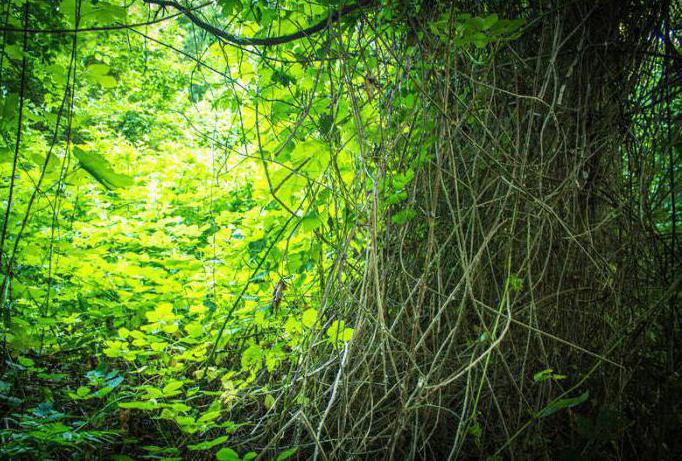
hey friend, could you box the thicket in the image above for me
[0,0,679,459]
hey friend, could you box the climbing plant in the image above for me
[0,0,679,459]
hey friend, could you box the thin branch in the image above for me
[143,0,375,47]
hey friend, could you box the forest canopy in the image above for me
[0,0,679,459]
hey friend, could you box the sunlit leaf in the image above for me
[276,447,298,460]
[119,401,160,410]
[216,447,240,461]
[188,435,230,451]
[74,147,133,189]
[302,308,318,328]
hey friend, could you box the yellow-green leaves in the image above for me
[70,386,91,400]
[300,212,323,232]
[264,393,275,410]
[326,320,354,346]
[187,435,230,451]
[184,322,204,338]
[391,208,417,225]
[533,368,568,383]
[85,64,117,89]
[216,448,240,461]
[301,308,318,328]
[145,303,176,323]
[118,400,160,411]
[103,340,135,360]
[508,274,523,292]
[143,303,179,335]
[60,0,127,27]
[74,147,133,190]
[429,12,525,48]
[275,447,298,460]
[241,344,263,371]
[4,0,365,451]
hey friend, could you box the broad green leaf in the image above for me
[538,391,589,418]
[264,394,275,410]
[197,410,221,423]
[17,356,34,368]
[188,435,230,451]
[218,0,243,15]
[170,403,192,413]
[150,341,167,352]
[241,344,263,371]
[326,320,354,344]
[146,303,176,322]
[276,447,298,461]
[508,274,523,291]
[85,63,117,88]
[481,14,499,30]
[302,308,318,328]
[74,147,133,190]
[118,400,160,410]
[0,147,13,163]
[391,208,417,225]
[216,447,240,461]
[185,322,203,338]
[533,368,567,383]
[533,369,554,383]
[163,380,184,397]
[300,212,322,232]
[74,386,90,398]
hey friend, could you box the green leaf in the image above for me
[17,356,34,368]
[538,391,589,418]
[185,322,203,338]
[0,147,13,163]
[533,369,554,383]
[481,14,499,30]
[74,147,133,189]
[275,447,298,461]
[218,0,242,16]
[391,208,417,225]
[264,394,275,410]
[534,368,567,383]
[187,435,229,451]
[146,303,176,322]
[119,400,160,410]
[163,380,184,397]
[300,212,322,232]
[216,447,240,461]
[197,410,221,423]
[508,274,523,292]
[85,63,117,88]
[88,2,127,25]
[241,344,263,371]
[326,320,354,344]
[76,386,90,397]
[301,308,318,328]
[472,32,489,48]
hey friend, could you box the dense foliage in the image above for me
[0,0,679,459]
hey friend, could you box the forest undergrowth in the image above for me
[0,0,680,459]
